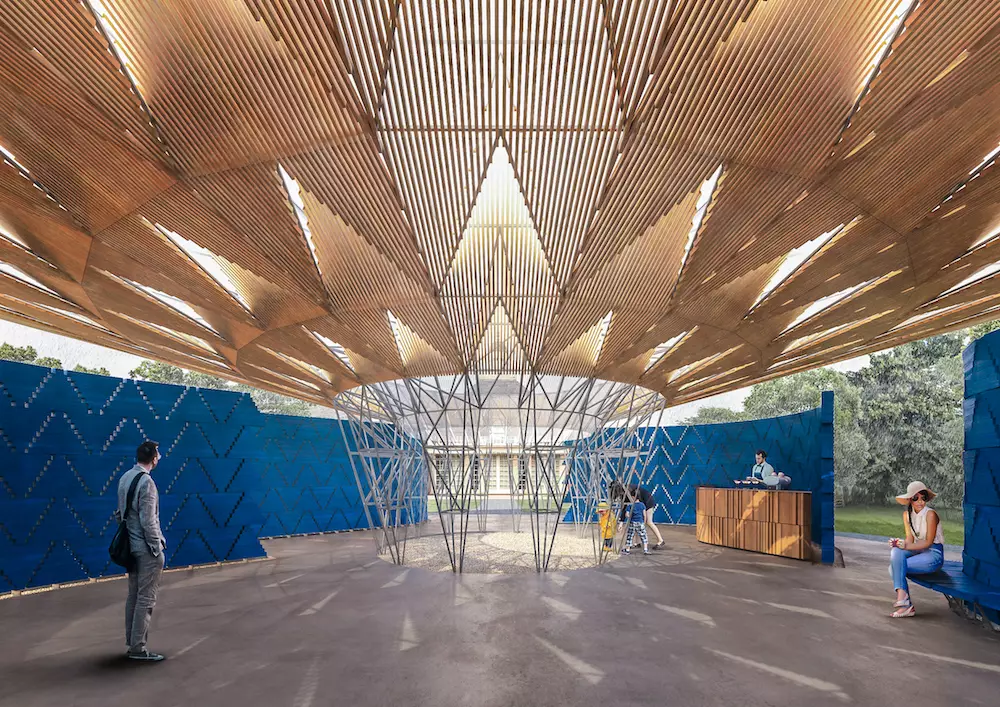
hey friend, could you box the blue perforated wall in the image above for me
[962,332,1000,590]
[568,393,836,562]
[0,360,370,593]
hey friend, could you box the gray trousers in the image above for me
[126,549,164,652]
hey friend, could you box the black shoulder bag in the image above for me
[109,472,147,569]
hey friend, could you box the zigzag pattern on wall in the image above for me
[0,360,369,593]
[568,397,835,561]
[638,412,824,528]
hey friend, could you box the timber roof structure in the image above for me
[0,0,999,406]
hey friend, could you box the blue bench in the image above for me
[908,560,1000,628]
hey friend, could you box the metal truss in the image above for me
[334,373,663,572]
[334,384,426,565]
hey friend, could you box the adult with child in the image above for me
[620,489,652,555]
[610,480,665,549]
[887,481,945,618]
[117,440,167,661]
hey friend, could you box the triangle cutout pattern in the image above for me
[0,360,376,593]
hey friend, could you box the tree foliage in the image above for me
[0,343,62,368]
[969,318,1000,342]
[0,343,38,363]
[129,360,314,417]
[848,334,964,507]
[679,333,968,507]
[681,406,748,425]
[743,368,870,495]
[73,364,110,376]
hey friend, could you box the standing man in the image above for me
[117,440,166,662]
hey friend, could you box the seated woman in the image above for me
[888,481,944,618]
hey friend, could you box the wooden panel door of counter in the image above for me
[695,488,812,560]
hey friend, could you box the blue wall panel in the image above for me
[568,395,836,561]
[963,333,1000,590]
[0,361,371,593]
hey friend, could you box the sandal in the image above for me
[890,605,915,618]
[893,598,910,608]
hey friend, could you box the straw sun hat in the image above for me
[894,481,937,506]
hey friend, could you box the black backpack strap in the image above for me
[124,471,147,517]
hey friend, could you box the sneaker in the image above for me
[127,650,166,662]
[643,550,652,555]
[620,548,630,555]
[654,542,666,550]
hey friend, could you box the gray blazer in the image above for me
[117,465,164,556]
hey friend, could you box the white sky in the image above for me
[0,319,869,416]
[0,319,145,377]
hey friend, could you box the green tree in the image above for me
[73,364,110,376]
[32,356,63,368]
[742,367,870,500]
[682,406,748,425]
[849,333,964,507]
[129,360,187,385]
[969,318,1000,342]
[129,359,313,417]
[0,343,38,363]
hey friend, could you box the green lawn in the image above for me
[836,505,963,543]
[426,497,479,513]
[518,497,563,513]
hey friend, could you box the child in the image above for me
[621,495,651,555]
[597,501,616,551]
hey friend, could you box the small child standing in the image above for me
[597,501,616,551]
[621,497,651,555]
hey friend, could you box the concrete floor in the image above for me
[1,527,997,707]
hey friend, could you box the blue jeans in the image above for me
[889,544,944,595]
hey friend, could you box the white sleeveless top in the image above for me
[910,506,944,545]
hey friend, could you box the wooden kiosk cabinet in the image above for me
[695,486,812,560]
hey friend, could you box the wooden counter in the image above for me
[695,486,812,560]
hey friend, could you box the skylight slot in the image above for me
[668,345,741,385]
[25,300,114,334]
[934,141,1000,211]
[0,145,30,175]
[244,362,321,393]
[156,224,252,314]
[260,345,331,384]
[837,0,918,143]
[387,310,406,363]
[308,328,356,373]
[675,165,723,287]
[645,330,690,372]
[888,302,968,332]
[85,1,141,89]
[594,311,613,364]
[780,270,899,334]
[0,261,65,300]
[933,260,1000,300]
[677,362,754,392]
[113,274,218,334]
[970,225,1000,251]
[750,223,846,312]
[0,228,30,251]
[278,164,323,279]
[108,310,217,353]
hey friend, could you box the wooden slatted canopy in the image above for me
[0,0,998,407]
